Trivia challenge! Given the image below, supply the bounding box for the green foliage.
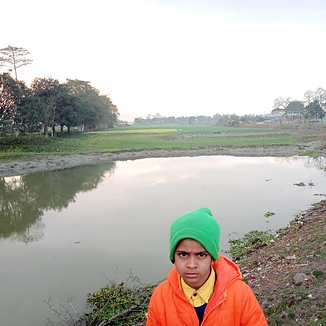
[294,182,306,186]
[309,312,326,326]
[0,75,119,137]
[287,308,295,319]
[297,150,324,158]
[228,230,275,259]
[0,134,56,153]
[1,124,325,160]
[86,281,155,325]
[312,270,324,279]
[264,211,275,218]
[305,100,325,122]
[293,180,315,187]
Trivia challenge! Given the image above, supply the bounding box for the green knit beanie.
[169,207,221,262]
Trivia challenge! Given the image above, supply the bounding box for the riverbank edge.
[236,199,326,325]
[84,199,326,326]
[1,140,325,177]
[2,142,325,324]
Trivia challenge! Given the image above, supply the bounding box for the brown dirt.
[0,142,325,178]
[0,145,314,177]
[236,200,326,325]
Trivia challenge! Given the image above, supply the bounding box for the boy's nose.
[187,256,197,268]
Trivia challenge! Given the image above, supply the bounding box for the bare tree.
[314,87,326,110]
[273,97,291,110]
[303,90,314,106]
[0,45,33,80]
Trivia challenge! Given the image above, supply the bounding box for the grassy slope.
[0,124,320,159]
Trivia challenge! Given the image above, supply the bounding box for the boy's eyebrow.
[175,249,208,254]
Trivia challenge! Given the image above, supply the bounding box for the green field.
[0,124,324,159]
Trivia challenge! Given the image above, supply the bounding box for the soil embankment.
[0,141,324,178]
[237,200,326,325]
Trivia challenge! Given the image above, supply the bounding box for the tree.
[15,91,43,134]
[0,73,28,134]
[271,108,284,115]
[100,94,119,128]
[273,97,291,111]
[0,45,33,80]
[303,90,315,106]
[305,100,325,122]
[285,100,305,122]
[30,77,61,137]
[313,87,326,110]
[304,88,326,110]
[65,79,103,130]
[273,97,291,123]
[55,85,82,133]
[65,79,119,130]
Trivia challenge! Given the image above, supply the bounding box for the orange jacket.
[146,255,267,326]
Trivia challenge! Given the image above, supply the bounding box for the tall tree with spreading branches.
[0,45,33,80]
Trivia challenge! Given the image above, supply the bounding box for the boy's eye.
[198,252,207,258]
[178,252,188,257]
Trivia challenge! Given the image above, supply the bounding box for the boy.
[146,207,268,325]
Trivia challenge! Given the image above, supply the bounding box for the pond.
[0,155,325,326]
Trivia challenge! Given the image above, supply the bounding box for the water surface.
[0,155,325,325]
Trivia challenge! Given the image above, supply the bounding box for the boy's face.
[174,238,213,290]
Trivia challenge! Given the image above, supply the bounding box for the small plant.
[264,211,275,218]
[294,182,306,186]
[86,280,156,326]
[228,229,275,259]
[294,286,307,300]
[287,308,295,319]
[312,269,324,279]
[310,312,326,326]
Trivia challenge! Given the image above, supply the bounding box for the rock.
[293,273,309,285]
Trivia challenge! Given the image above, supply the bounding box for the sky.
[2,0,326,121]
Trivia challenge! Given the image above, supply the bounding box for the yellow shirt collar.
[181,267,215,307]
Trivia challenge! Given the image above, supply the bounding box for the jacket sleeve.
[240,282,268,326]
[146,289,162,326]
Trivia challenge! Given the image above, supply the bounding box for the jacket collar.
[167,254,242,304]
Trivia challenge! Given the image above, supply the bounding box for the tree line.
[0,45,119,137]
[273,88,326,123]
[134,88,326,126]
[133,113,266,125]
[0,73,119,137]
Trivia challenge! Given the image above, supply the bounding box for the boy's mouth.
[185,273,198,278]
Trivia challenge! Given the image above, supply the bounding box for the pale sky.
[2,0,326,121]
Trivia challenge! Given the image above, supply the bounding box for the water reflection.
[0,162,116,243]
[275,155,326,170]
[0,155,325,326]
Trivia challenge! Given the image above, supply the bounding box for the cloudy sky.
[2,0,326,121]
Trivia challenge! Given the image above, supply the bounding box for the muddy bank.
[236,199,326,325]
[1,141,324,177]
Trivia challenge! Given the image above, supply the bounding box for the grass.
[86,279,155,326]
[0,124,315,159]
[109,125,266,133]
